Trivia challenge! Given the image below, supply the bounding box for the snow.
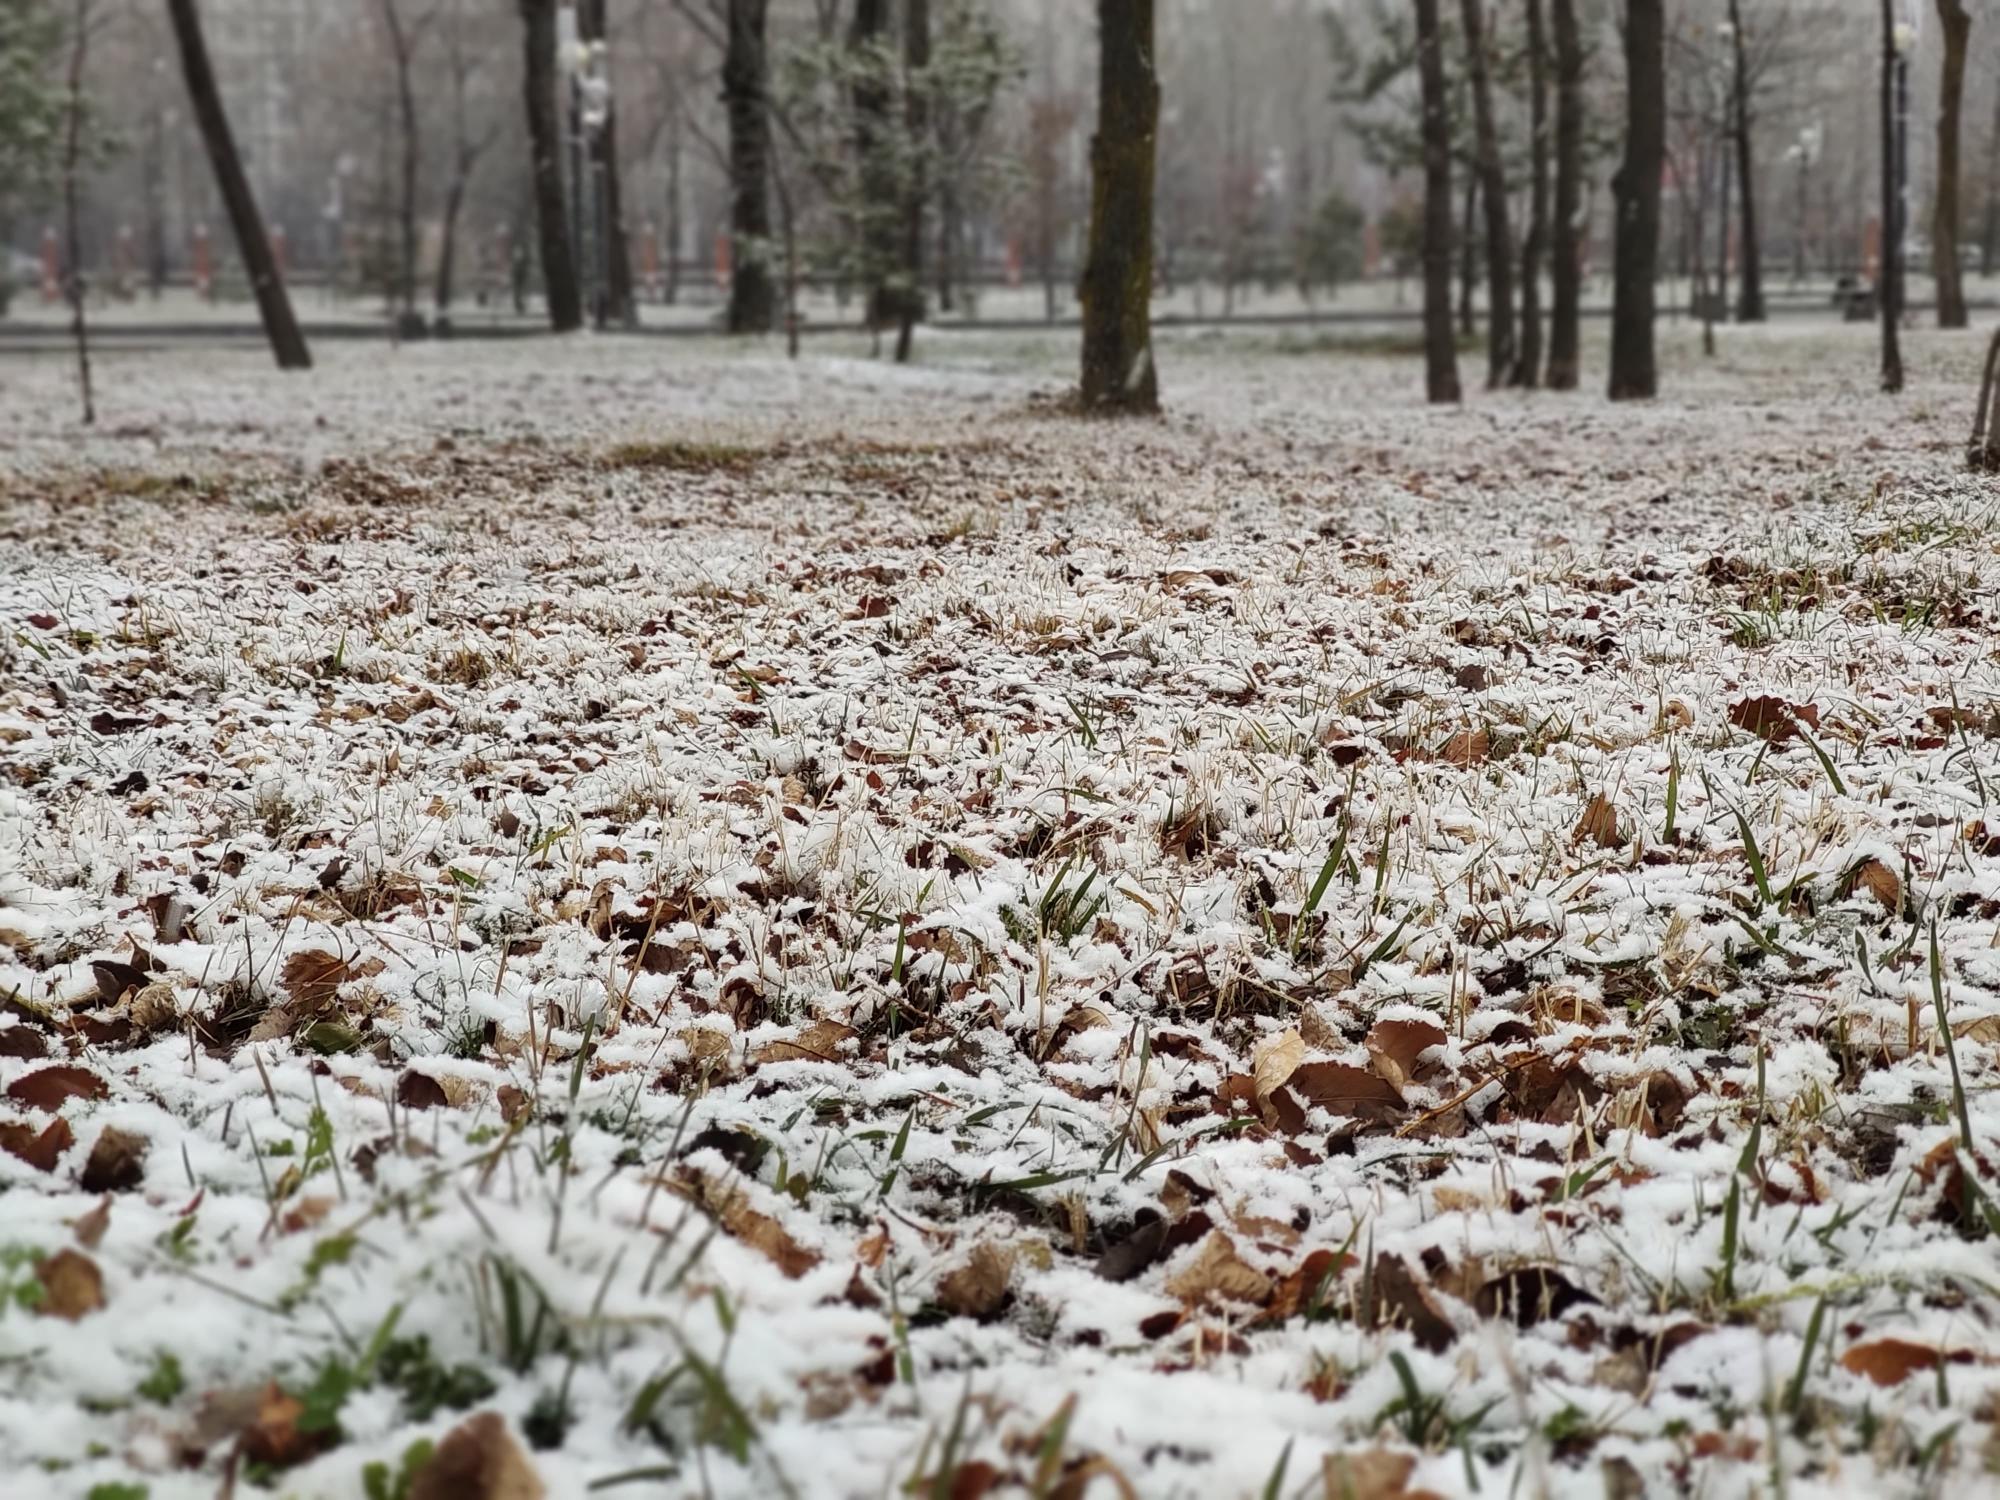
[1,320,1998,1497]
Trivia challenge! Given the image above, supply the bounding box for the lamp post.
[557,12,613,331]
[1890,19,1914,326]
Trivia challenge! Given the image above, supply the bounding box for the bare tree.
[1460,0,1514,387]
[377,0,436,335]
[62,0,95,423]
[1609,0,1663,401]
[1932,0,1970,329]
[165,0,311,369]
[1077,0,1158,413]
[1879,0,1903,392]
[518,0,581,331]
[1518,0,1548,390]
[433,0,502,321]
[1545,0,1582,390]
[722,0,776,333]
[1415,0,1460,405]
[579,0,636,327]
[1724,0,1764,321]
[895,0,931,363]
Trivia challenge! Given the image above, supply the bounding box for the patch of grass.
[604,439,762,476]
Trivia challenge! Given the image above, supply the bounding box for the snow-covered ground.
[2,322,1999,1499]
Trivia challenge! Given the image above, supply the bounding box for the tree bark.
[1726,0,1764,321]
[1546,0,1582,390]
[579,0,636,327]
[379,0,422,325]
[1880,0,1903,392]
[723,0,775,333]
[849,0,895,335]
[1460,0,1515,386]
[1457,173,1477,336]
[1078,0,1158,413]
[1415,0,1461,405]
[1609,0,1663,401]
[518,0,581,331]
[1932,0,1970,329]
[165,0,310,368]
[1982,76,1999,279]
[64,0,93,424]
[434,172,468,315]
[894,0,931,363]
[1518,0,1548,390]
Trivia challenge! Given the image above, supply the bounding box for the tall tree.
[434,0,501,321]
[377,0,431,335]
[848,0,898,335]
[579,0,636,327]
[164,0,311,369]
[1609,0,1663,401]
[1932,0,1971,329]
[518,0,580,331]
[1879,0,1903,392]
[1077,0,1158,413]
[723,0,776,332]
[1546,0,1582,390]
[1983,77,2000,279]
[1415,0,1460,404]
[61,0,94,423]
[895,0,931,363]
[1460,0,1515,386]
[1518,0,1549,390]
[1725,0,1764,321]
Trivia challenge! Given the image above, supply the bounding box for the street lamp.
[559,14,615,329]
[1784,122,1821,283]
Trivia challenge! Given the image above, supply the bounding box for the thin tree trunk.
[666,108,683,304]
[723,0,775,332]
[894,0,930,363]
[1609,0,1663,401]
[1880,0,1904,391]
[1983,76,2000,279]
[1546,0,1582,389]
[1727,0,1764,321]
[579,0,636,327]
[1461,0,1515,386]
[1518,0,1548,389]
[434,172,468,314]
[1077,0,1158,413]
[850,0,895,333]
[518,0,580,331]
[63,0,93,424]
[1416,0,1461,405]
[1933,0,1970,328]
[165,0,311,369]
[381,0,422,327]
[1458,172,1477,336]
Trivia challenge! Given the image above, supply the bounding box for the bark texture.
[1415,0,1461,405]
[1609,0,1663,401]
[1726,0,1764,321]
[165,0,311,368]
[518,0,581,331]
[1077,0,1159,413]
[895,0,931,364]
[1880,0,1903,391]
[723,0,776,333]
[1545,0,1582,390]
[579,0,636,327]
[1518,0,1548,389]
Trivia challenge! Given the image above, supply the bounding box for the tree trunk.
[518,0,580,331]
[894,0,931,363]
[434,171,468,314]
[1546,0,1582,389]
[382,0,421,324]
[1932,0,1970,329]
[579,0,636,328]
[165,0,310,369]
[849,0,897,333]
[666,108,683,304]
[1415,0,1461,405]
[1983,77,2000,279]
[1078,0,1158,413]
[1609,0,1662,401]
[1457,173,1477,336]
[723,0,775,333]
[1880,0,1903,391]
[1726,0,1764,321]
[1518,0,1548,389]
[1461,0,1515,386]
[64,0,93,424]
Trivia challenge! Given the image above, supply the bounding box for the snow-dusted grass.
[2,323,1999,1499]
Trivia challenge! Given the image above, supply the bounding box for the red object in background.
[1363,220,1382,278]
[114,224,136,292]
[639,222,661,295]
[192,224,213,299]
[40,227,60,302]
[1004,238,1022,288]
[270,225,287,279]
[714,229,730,290]
[1863,216,1881,279]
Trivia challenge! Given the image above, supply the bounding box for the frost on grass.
[2,328,2000,1498]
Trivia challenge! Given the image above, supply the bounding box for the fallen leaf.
[755,1019,858,1065]
[1851,858,1900,913]
[396,1070,450,1111]
[1436,727,1490,768]
[280,1196,336,1235]
[281,949,350,1010]
[1363,1253,1456,1352]
[1840,1337,1942,1387]
[90,959,148,1006]
[1261,1247,1351,1324]
[1319,1449,1417,1500]
[35,1248,105,1320]
[497,1085,532,1124]
[1252,1028,1307,1105]
[1473,1266,1598,1327]
[0,1116,73,1171]
[1572,793,1621,849]
[1286,1060,1405,1116]
[70,1197,111,1249]
[1166,1231,1272,1308]
[1728,696,1816,743]
[935,1241,1015,1319]
[238,1382,321,1469]
[1365,1020,1447,1092]
[6,1065,108,1112]
[678,1170,820,1278]
[79,1126,149,1193]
